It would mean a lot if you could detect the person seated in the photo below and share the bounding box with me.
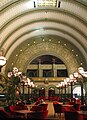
[16,99,25,106]
[38,99,46,106]
[34,100,41,105]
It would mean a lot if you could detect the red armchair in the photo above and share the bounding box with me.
[28,110,48,119]
[73,103,81,111]
[0,108,12,118]
[30,105,44,111]
[53,102,65,117]
[9,105,28,116]
[34,100,40,105]
[9,106,22,113]
[64,111,83,120]
[39,103,48,111]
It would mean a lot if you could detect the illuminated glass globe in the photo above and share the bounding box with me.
[0,56,7,66]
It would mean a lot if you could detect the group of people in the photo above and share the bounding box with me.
[16,99,26,106]
[16,98,46,108]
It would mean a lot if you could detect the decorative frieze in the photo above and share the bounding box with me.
[15,42,79,75]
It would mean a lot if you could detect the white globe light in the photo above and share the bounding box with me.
[78,67,84,74]
[0,56,7,66]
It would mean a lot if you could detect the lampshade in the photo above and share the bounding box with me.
[69,74,74,79]
[78,67,84,74]
[65,78,70,82]
[81,71,87,77]
[64,79,67,85]
[73,72,79,78]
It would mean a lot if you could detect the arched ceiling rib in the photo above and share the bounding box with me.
[0,0,87,72]
[0,10,87,61]
[4,28,87,60]
[1,10,87,51]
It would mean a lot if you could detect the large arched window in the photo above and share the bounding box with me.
[27,55,68,77]
[73,86,85,98]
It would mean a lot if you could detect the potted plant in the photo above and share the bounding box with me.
[0,67,21,106]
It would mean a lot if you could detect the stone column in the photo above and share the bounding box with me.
[52,59,57,77]
[38,59,43,77]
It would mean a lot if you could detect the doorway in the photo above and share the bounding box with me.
[73,86,85,99]
[48,87,55,97]
[39,87,45,97]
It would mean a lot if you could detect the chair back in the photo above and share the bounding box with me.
[64,105,77,111]
[73,103,81,111]
[34,100,40,105]
[9,105,23,113]
[9,106,16,113]
[28,110,48,119]
[0,108,10,118]
[39,104,48,111]
[80,105,87,111]
[30,105,44,111]
[68,101,75,105]
[22,105,28,110]
[4,106,11,112]
[64,111,83,120]
[53,103,64,113]
[53,101,59,104]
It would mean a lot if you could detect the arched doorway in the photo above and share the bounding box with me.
[39,87,45,97]
[48,87,55,97]
[73,86,85,99]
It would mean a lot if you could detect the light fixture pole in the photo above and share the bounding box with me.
[30,81,35,99]
[64,79,68,98]
[27,85,30,101]
[27,78,31,102]
[56,84,61,97]
[60,82,64,99]
[20,75,27,101]
[69,74,75,102]
[65,78,70,98]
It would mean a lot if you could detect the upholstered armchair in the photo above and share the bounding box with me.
[0,108,12,119]
[53,102,65,117]
[28,110,48,119]
[64,111,83,120]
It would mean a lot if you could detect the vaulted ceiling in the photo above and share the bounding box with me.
[0,0,87,74]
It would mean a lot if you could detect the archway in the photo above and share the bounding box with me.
[7,42,80,75]
[39,87,45,97]
[73,86,85,99]
[48,87,55,97]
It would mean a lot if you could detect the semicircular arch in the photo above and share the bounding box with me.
[12,42,80,75]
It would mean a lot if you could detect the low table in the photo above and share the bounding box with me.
[14,109,35,119]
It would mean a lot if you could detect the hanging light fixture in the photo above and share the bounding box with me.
[0,56,7,72]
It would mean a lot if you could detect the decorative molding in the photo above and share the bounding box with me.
[44,78,49,84]
[14,42,79,75]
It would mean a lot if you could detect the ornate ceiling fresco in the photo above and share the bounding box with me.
[0,0,87,74]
